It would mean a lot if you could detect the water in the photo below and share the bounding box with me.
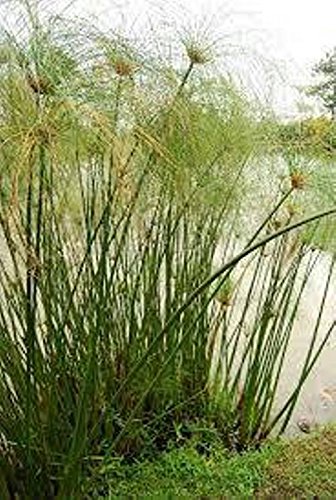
[211,238,336,436]
[277,250,336,435]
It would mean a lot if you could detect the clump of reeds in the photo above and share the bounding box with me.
[0,3,335,498]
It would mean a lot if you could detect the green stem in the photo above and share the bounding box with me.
[114,206,336,402]
[25,156,35,489]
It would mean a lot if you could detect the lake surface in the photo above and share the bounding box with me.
[211,240,336,436]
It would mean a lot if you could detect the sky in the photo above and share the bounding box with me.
[69,0,336,118]
[3,0,336,117]
[231,0,336,65]
[72,0,336,65]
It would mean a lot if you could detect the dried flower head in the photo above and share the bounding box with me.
[0,44,10,65]
[26,73,53,95]
[290,171,306,190]
[28,124,56,146]
[272,218,283,230]
[113,58,136,77]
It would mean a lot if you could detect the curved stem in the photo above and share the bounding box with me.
[114,206,336,402]
[110,206,336,451]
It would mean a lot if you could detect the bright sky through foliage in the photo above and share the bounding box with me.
[74,0,336,118]
[4,0,336,117]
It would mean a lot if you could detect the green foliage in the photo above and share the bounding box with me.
[92,439,276,498]
[0,2,335,498]
[275,117,336,156]
[260,426,336,497]
[307,47,336,118]
[87,425,336,498]
[266,116,336,253]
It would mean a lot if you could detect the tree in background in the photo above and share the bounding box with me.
[307,47,336,119]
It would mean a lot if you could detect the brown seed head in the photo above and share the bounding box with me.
[0,44,10,65]
[290,171,306,190]
[27,73,53,95]
[113,59,135,77]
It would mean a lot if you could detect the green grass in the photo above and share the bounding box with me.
[260,426,336,497]
[89,426,336,498]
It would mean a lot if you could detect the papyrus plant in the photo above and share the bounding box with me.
[0,3,335,498]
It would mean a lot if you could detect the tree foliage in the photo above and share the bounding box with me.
[308,48,336,118]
